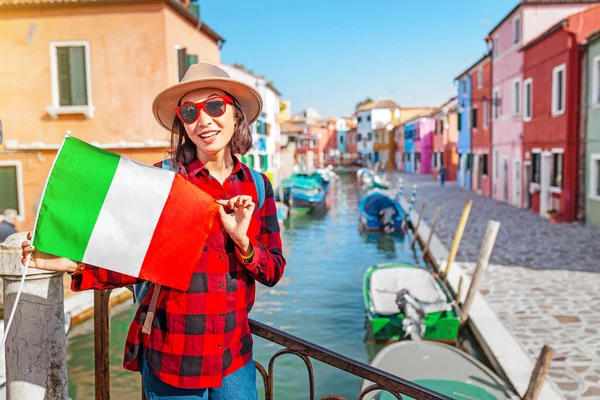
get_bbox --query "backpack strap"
[249,167,265,210]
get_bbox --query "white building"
[220,64,281,181]
[356,99,401,164]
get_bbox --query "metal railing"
[93,290,452,400]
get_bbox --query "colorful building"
[487,0,595,207]
[521,6,600,222]
[403,121,417,172]
[584,30,600,227]
[356,99,401,164]
[432,97,459,182]
[455,70,472,190]
[373,123,396,170]
[414,118,436,174]
[469,54,493,197]
[346,126,358,162]
[394,124,405,170]
[0,0,223,229]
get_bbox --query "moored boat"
[283,174,327,214]
[363,262,459,343]
[360,341,518,400]
[359,190,403,233]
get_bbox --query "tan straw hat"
[152,62,263,131]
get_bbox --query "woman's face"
[179,88,236,157]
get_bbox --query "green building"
[585,31,600,227]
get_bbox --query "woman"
[22,62,286,399]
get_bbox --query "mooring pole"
[443,200,472,280]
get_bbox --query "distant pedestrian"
[0,209,18,242]
[439,165,447,186]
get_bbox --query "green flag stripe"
[34,137,121,261]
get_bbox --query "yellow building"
[0,0,224,230]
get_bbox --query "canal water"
[66,171,427,399]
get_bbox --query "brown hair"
[168,96,253,166]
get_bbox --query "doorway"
[523,162,532,209]
[513,159,521,207]
[473,153,480,192]
[540,153,552,216]
[459,153,466,187]
[503,158,509,202]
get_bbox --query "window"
[0,162,24,218]
[458,113,462,131]
[477,68,483,89]
[592,56,600,107]
[340,135,344,144]
[513,15,521,44]
[440,152,444,166]
[551,151,563,188]
[524,78,533,122]
[367,115,371,122]
[512,78,521,116]
[494,149,499,179]
[462,79,467,94]
[471,108,478,129]
[466,153,472,172]
[358,117,362,123]
[357,133,362,142]
[368,132,372,141]
[552,64,566,116]
[493,36,499,58]
[483,102,489,129]
[310,139,316,148]
[374,132,379,141]
[532,152,541,184]
[590,153,600,199]
[47,41,93,118]
[492,88,500,119]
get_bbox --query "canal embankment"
[392,171,600,400]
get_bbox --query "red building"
[319,118,338,165]
[521,5,600,222]
[469,54,492,197]
[346,126,358,157]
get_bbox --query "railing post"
[95,289,112,400]
[0,233,68,399]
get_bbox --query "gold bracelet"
[241,247,254,263]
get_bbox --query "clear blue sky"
[200,0,517,118]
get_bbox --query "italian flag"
[33,136,218,291]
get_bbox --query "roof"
[487,0,600,37]
[0,0,226,44]
[520,19,568,51]
[356,99,401,112]
[587,28,600,44]
[454,52,492,81]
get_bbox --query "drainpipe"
[0,233,69,399]
[577,46,588,222]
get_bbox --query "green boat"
[360,341,517,400]
[363,262,460,343]
[282,174,326,214]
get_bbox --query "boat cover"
[362,193,400,217]
[369,267,451,315]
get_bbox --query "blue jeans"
[140,351,258,400]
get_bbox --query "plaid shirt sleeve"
[71,265,141,291]
[235,174,286,287]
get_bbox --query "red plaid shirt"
[71,157,286,388]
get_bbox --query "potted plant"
[547,209,559,224]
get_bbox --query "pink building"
[487,0,595,207]
[415,118,435,174]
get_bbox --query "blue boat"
[359,190,404,233]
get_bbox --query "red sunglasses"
[174,95,234,124]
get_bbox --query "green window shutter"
[68,46,88,106]
[57,47,72,106]
[186,54,198,69]
[0,166,19,213]
[261,155,268,171]
[247,154,255,168]
[458,113,462,130]
[178,48,188,81]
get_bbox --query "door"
[513,160,521,207]
[503,158,509,202]
[523,163,532,209]
[472,154,480,191]
[459,154,466,187]
[540,153,552,216]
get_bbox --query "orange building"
[0,0,224,230]
[431,98,459,181]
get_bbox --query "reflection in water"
[66,171,423,399]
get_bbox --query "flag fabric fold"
[33,136,218,291]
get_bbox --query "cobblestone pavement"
[384,172,600,399]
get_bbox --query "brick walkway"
[387,172,600,400]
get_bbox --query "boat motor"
[396,289,426,340]
[378,207,397,233]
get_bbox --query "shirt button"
[220,254,224,259]
[221,227,226,232]
[220,283,225,289]
[218,344,222,349]
[219,313,224,318]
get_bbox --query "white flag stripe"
[82,157,175,276]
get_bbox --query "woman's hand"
[216,195,255,255]
[21,232,78,273]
